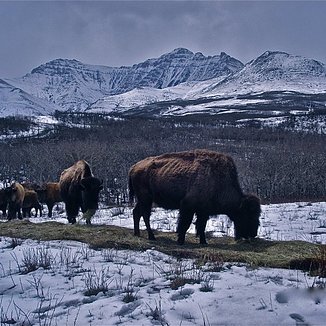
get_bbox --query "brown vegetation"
[0,219,324,276]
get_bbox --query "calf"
[36,182,62,217]
[4,182,25,220]
[22,190,43,218]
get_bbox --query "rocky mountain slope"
[5,48,243,112]
[0,79,59,117]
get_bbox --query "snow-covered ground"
[0,202,326,325]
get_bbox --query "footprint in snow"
[289,313,310,326]
[171,288,195,301]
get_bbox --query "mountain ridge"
[4,48,242,112]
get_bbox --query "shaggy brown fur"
[129,149,261,245]
[36,182,62,217]
[4,182,25,220]
[59,160,103,224]
[22,190,43,218]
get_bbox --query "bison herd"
[0,150,261,245]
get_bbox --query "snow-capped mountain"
[1,49,326,118]
[5,48,243,112]
[0,79,59,117]
[201,51,326,96]
[85,51,326,116]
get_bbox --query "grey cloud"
[1,1,326,78]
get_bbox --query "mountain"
[1,49,326,120]
[201,51,326,96]
[0,79,59,117]
[87,51,326,116]
[5,48,243,112]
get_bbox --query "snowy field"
[0,202,325,325]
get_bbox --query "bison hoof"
[148,234,156,241]
[177,239,185,245]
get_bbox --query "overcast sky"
[1,0,326,78]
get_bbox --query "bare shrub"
[83,267,112,296]
[14,246,54,274]
[122,268,138,303]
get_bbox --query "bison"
[36,182,62,217]
[128,149,261,245]
[22,189,43,218]
[0,189,8,217]
[59,160,103,224]
[4,182,25,220]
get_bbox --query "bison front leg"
[65,201,78,224]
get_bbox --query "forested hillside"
[0,114,324,205]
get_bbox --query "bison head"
[79,177,103,212]
[233,194,261,240]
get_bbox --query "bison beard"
[129,149,261,245]
[59,160,103,224]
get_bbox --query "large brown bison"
[59,160,103,224]
[4,182,25,220]
[129,149,261,245]
[36,182,62,217]
[22,189,43,218]
[0,189,8,217]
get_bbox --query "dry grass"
[0,220,324,275]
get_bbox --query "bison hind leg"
[195,214,209,245]
[133,202,155,240]
[133,203,142,237]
